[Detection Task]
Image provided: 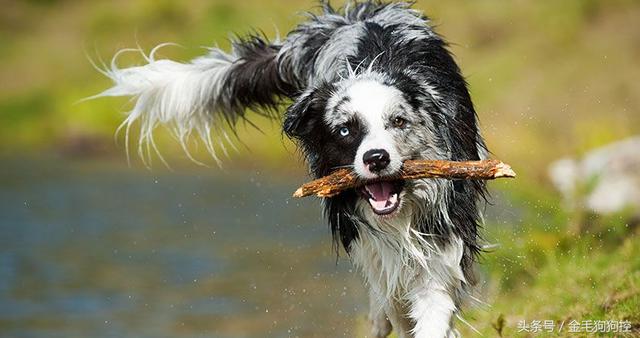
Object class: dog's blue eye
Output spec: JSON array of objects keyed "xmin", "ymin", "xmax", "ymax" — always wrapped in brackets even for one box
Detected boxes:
[{"xmin": 339, "ymin": 126, "xmax": 350, "ymax": 137}]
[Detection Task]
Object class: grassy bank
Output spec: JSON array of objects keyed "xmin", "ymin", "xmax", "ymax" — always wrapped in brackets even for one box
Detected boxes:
[{"xmin": 459, "ymin": 209, "xmax": 639, "ymax": 336}]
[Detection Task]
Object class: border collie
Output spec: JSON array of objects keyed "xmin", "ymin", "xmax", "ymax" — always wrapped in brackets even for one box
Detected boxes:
[{"xmin": 93, "ymin": 2, "xmax": 488, "ymax": 337}]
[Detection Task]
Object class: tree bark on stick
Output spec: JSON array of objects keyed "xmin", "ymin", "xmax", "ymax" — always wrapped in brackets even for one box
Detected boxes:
[{"xmin": 293, "ymin": 159, "xmax": 515, "ymax": 198}]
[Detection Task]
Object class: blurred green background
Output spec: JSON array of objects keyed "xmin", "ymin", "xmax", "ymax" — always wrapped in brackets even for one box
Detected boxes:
[{"xmin": 1, "ymin": 0, "xmax": 639, "ymax": 337}]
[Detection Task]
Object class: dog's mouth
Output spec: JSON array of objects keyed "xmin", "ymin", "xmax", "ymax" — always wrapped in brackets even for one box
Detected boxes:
[{"xmin": 359, "ymin": 180, "xmax": 404, "ymax": 215}]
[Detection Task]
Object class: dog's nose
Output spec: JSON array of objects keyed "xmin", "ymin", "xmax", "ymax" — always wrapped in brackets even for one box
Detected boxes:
[{"xmin": 363, "ymin": 149, "xmax": 390, "ymax": 172}]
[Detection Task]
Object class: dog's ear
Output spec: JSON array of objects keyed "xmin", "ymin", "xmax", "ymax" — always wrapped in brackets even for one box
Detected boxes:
[
  {"xmin": 283, "ymin": 85, "xmax": 331, "ymax": 139},
  {"xmin": 283, "ymin": 90, "xmax": 315, "ymax": 138}
]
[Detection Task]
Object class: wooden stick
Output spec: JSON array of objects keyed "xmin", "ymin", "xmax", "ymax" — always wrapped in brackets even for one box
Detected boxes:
[{"xmin": 293, "ymin": 159, "xmax": 515, "ymax": 198}]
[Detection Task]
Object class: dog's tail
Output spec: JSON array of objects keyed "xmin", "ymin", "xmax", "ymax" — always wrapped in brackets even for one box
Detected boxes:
[{"xmin": 90, "ymin": 35, "xmax": 294, "ymax": 165}]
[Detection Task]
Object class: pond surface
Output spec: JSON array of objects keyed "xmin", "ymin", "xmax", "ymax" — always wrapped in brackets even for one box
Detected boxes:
[
  {"xmin": 0, "ymin": 157, "xmax": 365, "ymax": 338},
  {"xmin": 0, "ymin": 156, "xmax": 513, "ymax": 338}
]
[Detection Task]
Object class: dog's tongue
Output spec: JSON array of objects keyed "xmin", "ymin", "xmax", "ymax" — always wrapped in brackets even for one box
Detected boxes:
[
  {"xmin": 366, "ymin": 181, "xmax": 394, "ymax": 201},
  {"xmin": 365, "ymin": 182, "xmax": 398, "ymax": 212}
]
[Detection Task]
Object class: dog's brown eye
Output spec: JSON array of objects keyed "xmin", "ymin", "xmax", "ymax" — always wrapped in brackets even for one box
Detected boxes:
[{"xmin": 392, "ymin": 117, "xmax": 406, "ymax": 128}]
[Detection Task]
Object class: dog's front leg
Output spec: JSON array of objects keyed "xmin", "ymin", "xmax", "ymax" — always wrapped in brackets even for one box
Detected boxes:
[
  {"xmin": 407, "ymin": 284, "xmax": 457, "ymax": 338},
  {"xmin": 367, "ymin": 289, "xmax": 392, "ymax": 338}
]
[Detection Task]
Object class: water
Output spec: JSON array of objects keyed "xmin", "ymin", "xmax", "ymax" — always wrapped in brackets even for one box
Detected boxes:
[{"xmin": 0, "ymin": 157, "xmax": 366, "ymax": 338}]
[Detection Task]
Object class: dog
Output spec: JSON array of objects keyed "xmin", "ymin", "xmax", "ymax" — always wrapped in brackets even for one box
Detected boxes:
[{"xmin": 93, "ymin": 2, "xmax": 488, "ymax": 337}]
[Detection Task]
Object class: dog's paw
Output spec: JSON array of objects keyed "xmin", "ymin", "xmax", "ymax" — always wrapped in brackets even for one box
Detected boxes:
[{"xmin": 368, "ymin": 316, "xmax": 393, "ymax": 338}]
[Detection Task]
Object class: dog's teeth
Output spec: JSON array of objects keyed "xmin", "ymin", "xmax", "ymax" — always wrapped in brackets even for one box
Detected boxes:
[
  {"xmin": 365, "ymin": 185, "xmax": 373, "ymax": 196},
  {"xmin": 385, "ymin": 193, "xmax": 397, "ymax": 208}
]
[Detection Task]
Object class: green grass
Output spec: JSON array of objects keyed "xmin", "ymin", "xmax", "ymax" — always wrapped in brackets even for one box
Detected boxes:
[
  {"xmin": 458, "ymin": 218, "xmax": 640, "ymax": 337},
  {"xmin": 1, "ymin": 0, "xmax": 639, "ymax": 169}
]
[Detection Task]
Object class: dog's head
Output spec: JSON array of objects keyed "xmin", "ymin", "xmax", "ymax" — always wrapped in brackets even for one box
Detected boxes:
[{"xmin": 285, "ymin": 61, "xmax": 484, "ymax": 227}]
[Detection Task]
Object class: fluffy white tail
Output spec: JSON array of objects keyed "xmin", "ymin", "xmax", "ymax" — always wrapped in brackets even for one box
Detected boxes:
[{"xmin": 90, "ymin": 36, "xmax": 291, "ymax": 166}]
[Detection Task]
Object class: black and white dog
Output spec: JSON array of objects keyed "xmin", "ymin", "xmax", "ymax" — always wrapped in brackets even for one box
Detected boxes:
[{"xmin": 94, "ymin": 2, "xmax": 488, "ymax": 337}]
